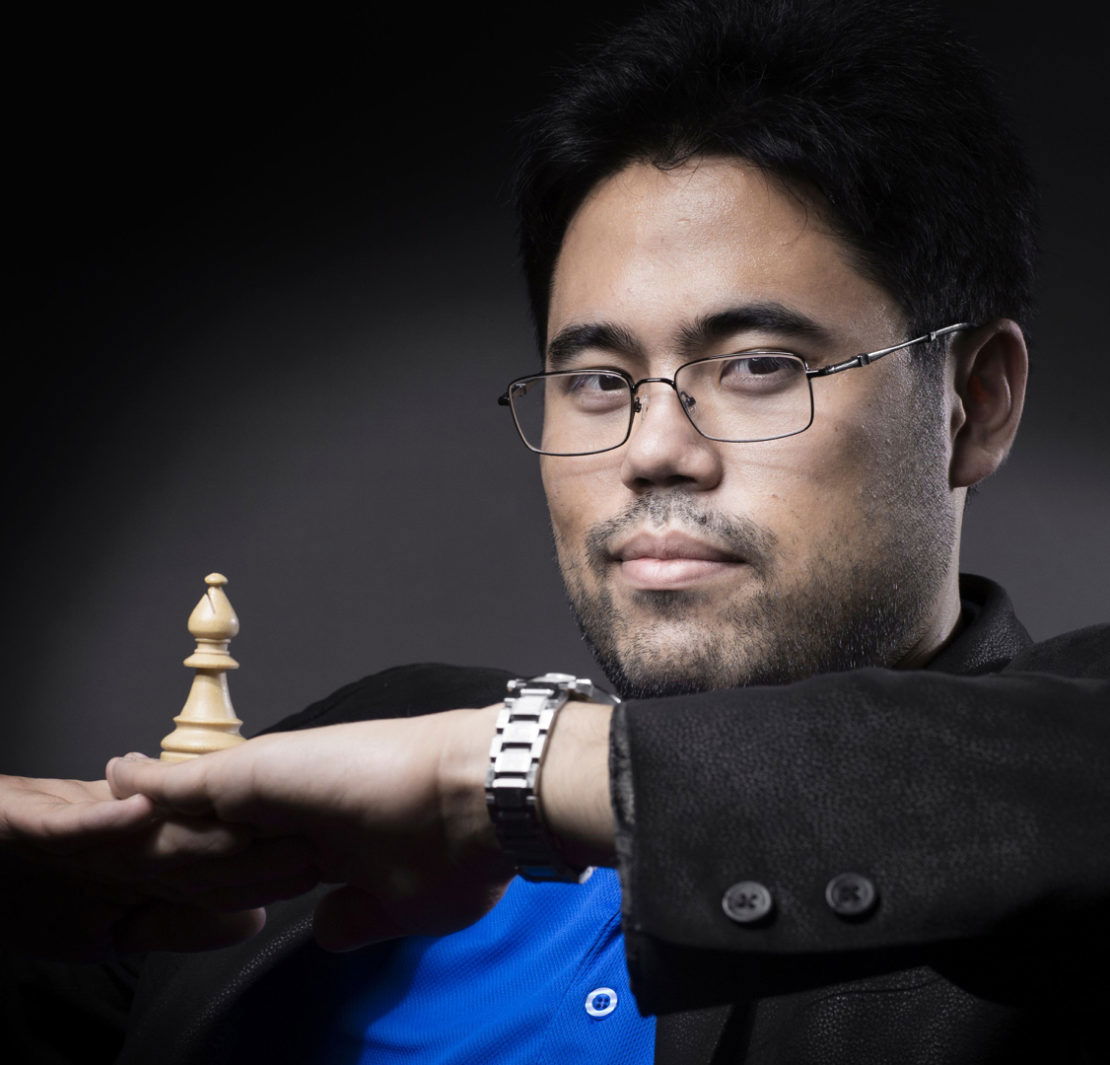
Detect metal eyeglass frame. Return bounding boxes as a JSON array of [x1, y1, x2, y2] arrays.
[[498, 322, 974, 456]]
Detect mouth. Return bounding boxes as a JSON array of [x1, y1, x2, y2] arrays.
[[609, 529, 747, 591]]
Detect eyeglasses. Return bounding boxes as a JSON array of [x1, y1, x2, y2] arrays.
[[498, 322, 973, 456]]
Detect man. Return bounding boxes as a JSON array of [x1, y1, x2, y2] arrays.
[[2, 1, 1107, 1062]]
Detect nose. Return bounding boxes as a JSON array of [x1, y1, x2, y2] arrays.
[[619, 380, 724, 491]]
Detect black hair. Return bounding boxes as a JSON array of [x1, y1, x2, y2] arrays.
[[512, 0, 1038, 356]]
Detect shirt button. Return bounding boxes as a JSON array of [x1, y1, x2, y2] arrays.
[[585, 987, 618, 1017], [825, 873, 878, 918], [721, 880, 774, 924]]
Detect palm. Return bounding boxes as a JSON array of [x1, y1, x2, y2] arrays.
[[1, 774, 303, 960]]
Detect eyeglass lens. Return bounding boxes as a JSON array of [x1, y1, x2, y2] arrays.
[[509, 354, 814, 455]]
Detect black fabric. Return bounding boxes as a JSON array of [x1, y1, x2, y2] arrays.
[[920, 573, 1032, 675], [613, 577, 1109, 1064], [0, 953, 139, 1065], [257, 662, 518, 734], [3, 582, 1107, 1064]]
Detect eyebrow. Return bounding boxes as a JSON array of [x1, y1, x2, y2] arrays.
[[676, 302, 834, 357], [547, 322, 640, 369], [546, 300, 835, 369]]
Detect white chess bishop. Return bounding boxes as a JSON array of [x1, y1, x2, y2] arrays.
[[160, 573, 247, 762]]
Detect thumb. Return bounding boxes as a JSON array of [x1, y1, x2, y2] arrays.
[[107, 753, 215, 817]]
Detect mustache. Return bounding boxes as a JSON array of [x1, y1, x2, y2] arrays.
[[583, 493, 777, 577]]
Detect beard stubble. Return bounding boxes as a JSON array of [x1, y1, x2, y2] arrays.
[[554, 412, 957, 699]]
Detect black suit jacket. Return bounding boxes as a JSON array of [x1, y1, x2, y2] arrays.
[[614, 575, 1109, 1063], [4, 576, 1108, 1064]]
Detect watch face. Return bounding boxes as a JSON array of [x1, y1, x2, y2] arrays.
[[509, 675, 578, 701], [517, 674, 620, 704]]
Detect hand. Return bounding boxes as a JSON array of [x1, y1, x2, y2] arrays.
[[108, 709, 512, 952], [0, 774, 316, 961], [107, 703, 616, 952]]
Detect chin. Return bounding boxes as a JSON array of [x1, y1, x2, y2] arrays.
[[580, 616, 778, 699], [572, 573, 938, 699]]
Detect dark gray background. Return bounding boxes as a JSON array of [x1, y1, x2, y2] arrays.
[[8, 3, 1107, 778]]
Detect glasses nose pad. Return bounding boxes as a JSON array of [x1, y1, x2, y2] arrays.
[[630, 381, 684, 421]]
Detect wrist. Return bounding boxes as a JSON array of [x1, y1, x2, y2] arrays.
[[538, 701, 616, 868], [436, 706, 515, 878], [484, 675, 616, 882]]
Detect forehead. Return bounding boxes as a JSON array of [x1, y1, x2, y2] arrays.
[[547, 157, 902, 356]]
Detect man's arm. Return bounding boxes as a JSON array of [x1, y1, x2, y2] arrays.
[[105, 628, 1109, 993], [104, 698, 619, 951], [611, 626, 1110, 1011], [107, 707, 524, 951]]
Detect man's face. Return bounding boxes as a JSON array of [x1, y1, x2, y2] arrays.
[[542, 157, 962, 697]]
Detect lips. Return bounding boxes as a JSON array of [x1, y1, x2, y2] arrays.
[[610, 530, 745, 590], [613, 530, 742, 564]]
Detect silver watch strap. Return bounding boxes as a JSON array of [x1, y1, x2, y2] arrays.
[[485, 672, 617, 883]]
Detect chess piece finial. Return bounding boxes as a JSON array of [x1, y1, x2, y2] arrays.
[[160, 573, 247, 762]]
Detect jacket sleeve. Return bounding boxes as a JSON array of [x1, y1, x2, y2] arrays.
[[609, 625, 1110, 1013]]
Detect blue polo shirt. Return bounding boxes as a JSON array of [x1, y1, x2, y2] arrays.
[[331, 867, 655, 1063]]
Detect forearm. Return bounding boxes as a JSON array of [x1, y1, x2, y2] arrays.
[[612, 665, 1110, 1008]]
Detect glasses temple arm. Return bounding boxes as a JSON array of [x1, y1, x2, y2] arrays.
[[808, 322, 975, 378]]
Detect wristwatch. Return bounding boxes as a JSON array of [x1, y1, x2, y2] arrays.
[[485, 672, 620, 882]]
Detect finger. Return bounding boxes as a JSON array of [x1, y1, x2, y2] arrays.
[[113, 902, 267, 955], [67, 817, 255, 883], [16, 816, 257, 888], [313, 884, 403, 953], [107, 753, 216, 816], [150, 835, 316, 894], [8, 792, 160, 855], [140, 816, 255, 866]]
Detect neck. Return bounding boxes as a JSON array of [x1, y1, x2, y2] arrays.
[[896, 564, 964, 669]]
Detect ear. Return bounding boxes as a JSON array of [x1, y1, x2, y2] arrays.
[[949, 319, 1028, 488]]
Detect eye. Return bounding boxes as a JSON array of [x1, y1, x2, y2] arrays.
[[725, 355, 794, 376], [566, 372, 627, 393], [717, 354, 801, 391], [556, 371, 630, 413]]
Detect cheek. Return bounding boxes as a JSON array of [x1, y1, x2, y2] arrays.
[[723, 407, 889, 551], [772, 378, 947, 542], [539, 458, 569, 540], [540, 456, 610, 545]]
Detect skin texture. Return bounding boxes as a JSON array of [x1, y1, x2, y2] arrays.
[[104, 700, 614, 953], [543, 157, 977, 697], [12, 155, 1027, 961], [108, 710, 517, 952], [0, 774, 314, 959]]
